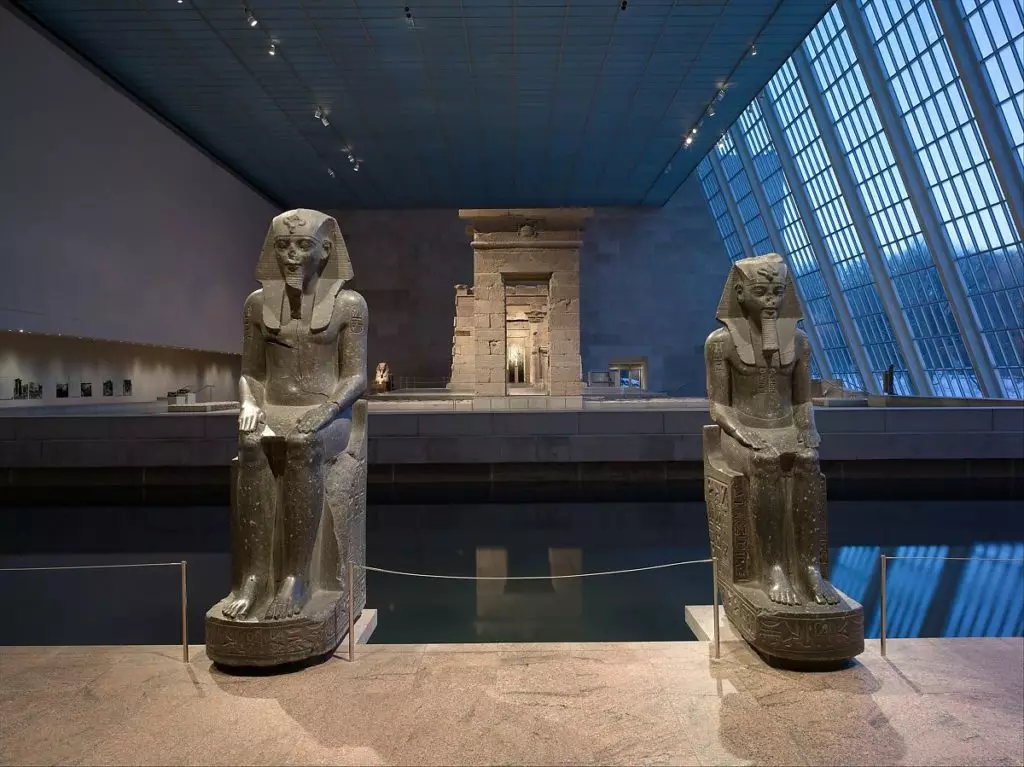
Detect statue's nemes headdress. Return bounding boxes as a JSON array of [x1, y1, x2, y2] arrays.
[[255, 209, 353, 333], [715, 253, 802, 366]]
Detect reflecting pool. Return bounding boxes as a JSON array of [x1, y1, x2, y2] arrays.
[[0, 500, 1020, 645]]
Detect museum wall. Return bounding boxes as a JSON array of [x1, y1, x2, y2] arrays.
[[333, 174, 726, 395], [0, 331, 239, 409], [579, 173, 727, 395], [332, 209, 473, 385], [0, 4, 277, 354]]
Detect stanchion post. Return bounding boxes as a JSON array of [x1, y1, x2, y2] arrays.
[[712, 556, 720, 659], [180, 560, 189, 664], [348, 561, 355, 663], [880, 553, 887, 657]]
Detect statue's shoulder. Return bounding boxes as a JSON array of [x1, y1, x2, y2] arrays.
[[243, 289, 264, 321], [335, 288, 367, 314], [705, 326, 733, 351], [793, 327, 811, 352]]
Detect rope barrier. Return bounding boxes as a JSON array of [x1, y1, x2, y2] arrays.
[[0, 562, 185, 572], [882, 557, 1024, 563], [357, 557, 713, 581]]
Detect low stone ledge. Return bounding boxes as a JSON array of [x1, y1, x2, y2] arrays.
[[3, 459, 1020, 505]]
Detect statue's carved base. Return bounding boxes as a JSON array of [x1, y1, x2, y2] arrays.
[[703, 425, 863, 668], [721, 582, 863, 669], [205, 591, 355, 667]]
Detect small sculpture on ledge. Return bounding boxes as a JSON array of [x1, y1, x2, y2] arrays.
[[373, 361, 393, 393], [703, 253, 863, 668], [205, 209, 369, 668]]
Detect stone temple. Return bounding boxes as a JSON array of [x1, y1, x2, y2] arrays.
[[449, 209, 590, 397]]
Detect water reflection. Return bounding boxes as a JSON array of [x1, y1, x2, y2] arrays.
[[0, 501, 1020, 645], [830, 542, 1024, 639], [474, 548, 582, 640]]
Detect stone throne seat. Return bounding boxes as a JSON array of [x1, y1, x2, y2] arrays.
[[205, 399, 368, 667], [703, 424, 863, 668]]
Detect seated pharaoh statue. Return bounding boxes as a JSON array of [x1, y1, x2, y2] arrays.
[[205, 209, 370, 668], [703, 253, 863, 668]]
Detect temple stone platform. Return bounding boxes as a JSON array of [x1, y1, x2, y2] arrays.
[[1, 637, 1021, 765], [1, 400, 1021, 502]]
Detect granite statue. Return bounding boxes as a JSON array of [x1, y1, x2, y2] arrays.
[[703, 253, 863, 668], [205, 209, 369, 667]]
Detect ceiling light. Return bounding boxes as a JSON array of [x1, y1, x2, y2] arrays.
[[246, 9, 258, 27], [353, 163, 360, 172], [327, 168, 336, 177], [321, 115, 330, 127], [348, 154, 355, 164], [707, 104, 716, 117], [750, 43, 758, 57], [314, 106, 322, 119], [684, 136, 694, 147], [268, 42, 276, 56], [691, 127, 698, 136]]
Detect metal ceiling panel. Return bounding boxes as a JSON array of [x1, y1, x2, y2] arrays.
[[15, 0, 831, 208]]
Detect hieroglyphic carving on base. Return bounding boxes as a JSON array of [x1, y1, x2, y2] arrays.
[[720, 581, 864, 662], [206, 591, 347, 666]]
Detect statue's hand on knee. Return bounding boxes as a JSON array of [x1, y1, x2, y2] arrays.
[[798, 429, 821, 449], [734, 426, 771, 451], [294, 403, 340, 435], [239, 401, 265, 433]]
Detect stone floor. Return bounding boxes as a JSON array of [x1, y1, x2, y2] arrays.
[[1, 638, 1021, 766]]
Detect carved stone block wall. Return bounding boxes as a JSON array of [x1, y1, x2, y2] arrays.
[[449, 285, 476, 390], [457, 209, 591, 396]]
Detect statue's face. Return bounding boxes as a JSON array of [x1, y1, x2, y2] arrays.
[[274, 232, 332, 289], [736, 279, 785, 319]]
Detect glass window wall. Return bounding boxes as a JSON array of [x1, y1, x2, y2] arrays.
[[693, 0, 1024, 399]]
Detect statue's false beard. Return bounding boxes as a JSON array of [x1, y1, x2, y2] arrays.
[[761, 309, 779, 352], [284, 268, 306, 291]]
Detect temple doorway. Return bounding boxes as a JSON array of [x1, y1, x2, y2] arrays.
[[504, 278, 550, 394]]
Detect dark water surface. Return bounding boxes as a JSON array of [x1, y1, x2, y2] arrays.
[[0, 501, 1020, 645]]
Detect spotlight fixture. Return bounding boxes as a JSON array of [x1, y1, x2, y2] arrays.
[[707, 104, 716, 117], [348, 154, 356, 164], [321, 114, 330, 127], [716, 88, 727, 102], [684, 135, 694, 147], [620, 0, 627, 10], [327, 167, 336, 178], [314, 106, 322, 119], [750, 43, 758, 57], [691, 127, 698, 136], [404, 6, 416, 28], [268, 42, 276, 56], [245, 8, 258, 27], [353, 163, 361, 172]]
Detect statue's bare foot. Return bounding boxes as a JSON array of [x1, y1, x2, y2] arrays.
[[766, 564, 800, 606], [222, 574, 262, 619], [266, 576, 308, 620], [806, 565, 841, 605]]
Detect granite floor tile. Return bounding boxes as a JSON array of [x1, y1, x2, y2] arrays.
[[675, 693, 812, 767], [1, 639, 1021, 766]]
